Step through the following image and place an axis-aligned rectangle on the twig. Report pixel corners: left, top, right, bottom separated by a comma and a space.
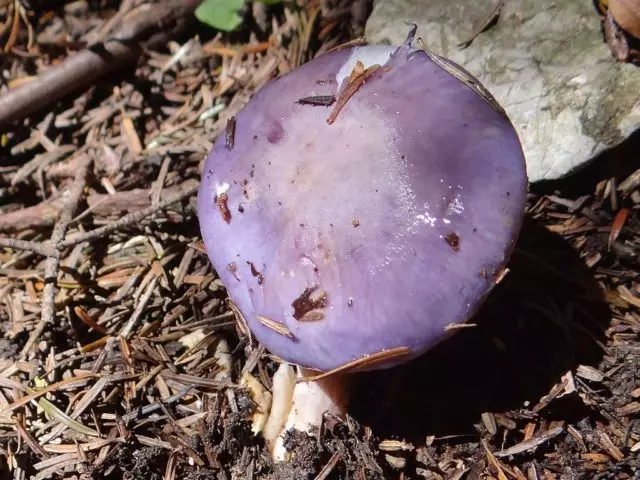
0, 179, 198, 233
59, 182, 198, 250
119, 276, 158, 339
0, 0, 200, 131
83, 0, 135, 46
0, 42, 141, 131
21, 161, 90, 358
0, 196, 67, 233
314, 451, 343, 480
0, 238, 56, 257
119, 384, 194, 424
86, 178, 198, 216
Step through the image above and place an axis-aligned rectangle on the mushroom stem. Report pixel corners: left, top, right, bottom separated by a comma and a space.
263, 362, 351, 461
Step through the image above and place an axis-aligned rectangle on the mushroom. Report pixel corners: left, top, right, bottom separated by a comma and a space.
197, 26, 528, 461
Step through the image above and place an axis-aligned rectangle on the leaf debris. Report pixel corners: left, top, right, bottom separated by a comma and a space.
225, 115, 236, 149
326, 61, 381, 124
254, 314, 294, 338
297, 94, 336, 106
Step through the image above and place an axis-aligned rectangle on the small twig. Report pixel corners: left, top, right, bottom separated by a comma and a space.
119, 384, 194, 424
0, 196, 67, 233
14, 419, 51, 460
0, 42, 141, 131
59, 182, 197, 250
84, 0, 135, 46
87, 178, 198, 217
21, 161, 90, 358
119, 276, 159, 339
0, 179, 197, 233
43, 166, 88, 317
314, 451, 343, 480
0, 238, 56, 257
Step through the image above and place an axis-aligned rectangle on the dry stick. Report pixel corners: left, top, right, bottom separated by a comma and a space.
0, 0, 200, 131
0, 178, 198, 233
86, 178, 199, 217
20, 162, 90, 358
314, 451, 343, 480
120, 276, 158, 339
0, 42, 141, 131
84, 0, 135, 46
0, 238, 56, 257
59, 183, 198, 250
0, 196, 67, 233
7, 176, 195, 355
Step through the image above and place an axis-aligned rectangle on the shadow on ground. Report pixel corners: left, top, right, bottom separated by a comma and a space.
349, 213, 611, 445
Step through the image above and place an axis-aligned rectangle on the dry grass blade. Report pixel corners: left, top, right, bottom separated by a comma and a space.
33, 452, 80, 471
37, 397, 100, 437
482, 440, 509, 480
33, 458, 85, 480
0, 376, 28, 392
39, 377, 108, 443
160, 370, 232, 390
457, 0, 505, 48
117, 384, 194, 423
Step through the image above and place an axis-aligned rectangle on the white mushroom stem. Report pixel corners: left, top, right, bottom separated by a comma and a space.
262, 363, 351, 462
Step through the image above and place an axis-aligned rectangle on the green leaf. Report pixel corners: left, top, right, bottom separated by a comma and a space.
256, 0, 283, 4
195, 0, 246, 32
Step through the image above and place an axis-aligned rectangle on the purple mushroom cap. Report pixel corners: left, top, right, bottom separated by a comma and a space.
197, 32, 528, 373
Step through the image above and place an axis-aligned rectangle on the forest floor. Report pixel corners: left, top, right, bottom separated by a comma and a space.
0, 1, 639, 479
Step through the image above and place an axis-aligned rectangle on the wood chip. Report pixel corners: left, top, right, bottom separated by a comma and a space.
494, 427, 564, 458
254, 314, 294, 338
575, 365, 604, 382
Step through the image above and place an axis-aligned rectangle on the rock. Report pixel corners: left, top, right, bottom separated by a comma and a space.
365, 0, 640, 183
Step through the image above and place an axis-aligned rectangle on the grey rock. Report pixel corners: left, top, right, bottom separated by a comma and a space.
365, 0, 640, 182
